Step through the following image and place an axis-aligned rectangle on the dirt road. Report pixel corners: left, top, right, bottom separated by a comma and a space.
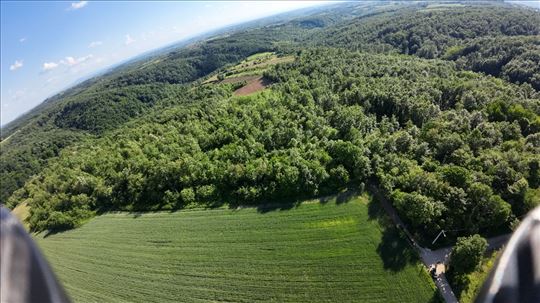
369, 185, 510, 303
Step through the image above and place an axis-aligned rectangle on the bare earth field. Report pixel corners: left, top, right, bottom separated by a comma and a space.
233, 76, 272, 96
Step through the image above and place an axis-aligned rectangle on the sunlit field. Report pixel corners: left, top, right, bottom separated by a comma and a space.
37, 194, 438, 302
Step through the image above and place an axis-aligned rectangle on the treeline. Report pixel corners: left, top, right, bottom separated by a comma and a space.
0, 83, 182, 204
9, 49, 539, 238
53, 84, 181, 133
0, 126, 87, 203
318, 5, 539, 56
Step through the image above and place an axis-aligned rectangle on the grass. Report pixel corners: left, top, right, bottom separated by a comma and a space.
452, 250, 501, 303
36, 193, 439, 303
204, 52, 294, 83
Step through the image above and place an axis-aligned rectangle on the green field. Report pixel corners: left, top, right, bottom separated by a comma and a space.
36, 194, 438, 302
204, 51, 294, 83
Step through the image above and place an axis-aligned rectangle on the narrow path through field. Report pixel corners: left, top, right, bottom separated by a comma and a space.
369, 185, 510, 303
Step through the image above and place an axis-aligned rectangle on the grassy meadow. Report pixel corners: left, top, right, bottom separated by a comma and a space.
36, 194, 439, 302
203, 51, 294, 83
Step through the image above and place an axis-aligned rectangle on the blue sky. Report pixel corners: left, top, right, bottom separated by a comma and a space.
1, 1, 328, 126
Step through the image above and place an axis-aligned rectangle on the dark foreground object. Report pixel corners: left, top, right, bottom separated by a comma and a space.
0, 207, 70, 303
476, 206, 540, 303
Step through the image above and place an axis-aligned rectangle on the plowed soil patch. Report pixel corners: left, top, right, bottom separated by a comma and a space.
233, 76, 271, 96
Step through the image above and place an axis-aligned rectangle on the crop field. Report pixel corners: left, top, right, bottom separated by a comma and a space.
36, 194, 439, 302
204, 52, 294, 84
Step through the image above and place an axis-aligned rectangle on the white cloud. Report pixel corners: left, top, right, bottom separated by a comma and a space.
61, 57, 77, 66
10, 89, 27, 101
19, 37, 26, 43
125, 34, 135, 45
43, 62, 59, 71
9, 60, 23, 71
60, 54, 94, 66
70, 1, 88, 10
41, 54, 94, 74
88, 41, 102, 48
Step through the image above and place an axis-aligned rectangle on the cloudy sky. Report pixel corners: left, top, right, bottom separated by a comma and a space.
1, 1, 327, 126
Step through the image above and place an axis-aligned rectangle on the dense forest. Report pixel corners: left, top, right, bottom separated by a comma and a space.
0, 8, 336, 203
316, 5, 540, 88
2, 2, 540, 241
8, 49, 540, 239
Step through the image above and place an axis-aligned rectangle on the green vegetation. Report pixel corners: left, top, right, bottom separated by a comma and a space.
11, 202, 30, 230
36, 195, 439, 302
449, 235, 488, 274
1, 1, 539, 243
0, 10, 330, 203
5, 2, 539, 208
0, 124, 88, 203
315, 5, 540, 88
10, 48, 539, 241
452, 250, 501, 303
2, 2, 539, 301
445, 36, 540, 90
448, 234, 492, 302
205, 52, 294, 83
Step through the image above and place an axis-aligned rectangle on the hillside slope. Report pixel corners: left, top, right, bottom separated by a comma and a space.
3, 3, 540, 242
3, 2, 538, 205
314, 4, 540, 88
11, 48, 539, 244
0, 1, 394, 204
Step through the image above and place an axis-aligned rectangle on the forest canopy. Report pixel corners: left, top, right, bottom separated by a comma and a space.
8, 49, 540, 240
2, 3, 539, 242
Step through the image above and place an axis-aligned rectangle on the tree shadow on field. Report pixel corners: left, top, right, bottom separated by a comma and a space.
446, 270, 470, 302
376, 227, 417, 272
43, 227, 70, 238
318, 188, 357, 205
255, 199, 301, 214
368, 193, 417, 272
428, 289, 445, 303
256, 188, 358, 214
366, 194, 391, 226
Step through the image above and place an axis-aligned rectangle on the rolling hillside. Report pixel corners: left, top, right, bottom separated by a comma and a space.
3, 2, 538, 216
2, 2, 539, 302
0, 1, 393, 204
36, 194, 439, 303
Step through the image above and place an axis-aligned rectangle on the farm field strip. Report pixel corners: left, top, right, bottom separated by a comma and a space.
37, 194, 438, 302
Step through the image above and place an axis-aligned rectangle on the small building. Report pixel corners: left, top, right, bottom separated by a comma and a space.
435, 262, 446, 276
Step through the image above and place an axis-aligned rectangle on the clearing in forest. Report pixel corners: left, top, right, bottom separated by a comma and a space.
233, 76, 272, 96
204, 51, 294, 84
